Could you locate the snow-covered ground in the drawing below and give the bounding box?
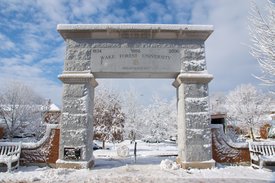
[1,140,275,183]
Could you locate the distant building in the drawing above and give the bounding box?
[211,113,226,131]
[44,102,61,124]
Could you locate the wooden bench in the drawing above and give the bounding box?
[0,142,22,172]
[249,141,275,169]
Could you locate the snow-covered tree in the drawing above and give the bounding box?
[121,88,143,142]
[210,92,226,114]
[248,0,275,90]
[141,95,176,142]
[93,87,125,148]
[0,81,48,140]
[225,84,271,141]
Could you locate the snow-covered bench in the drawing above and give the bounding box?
[0,142,22,172]
[249,141,275,169]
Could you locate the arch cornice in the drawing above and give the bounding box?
[57,24,213,40]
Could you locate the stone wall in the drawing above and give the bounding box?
[20,126,60,166]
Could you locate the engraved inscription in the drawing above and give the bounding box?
[91,47,181,72]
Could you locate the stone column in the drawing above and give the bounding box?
[173,73,215,169]
[56,73,97,169]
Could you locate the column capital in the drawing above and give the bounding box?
[173,72,213,88]
[58,72,98,87]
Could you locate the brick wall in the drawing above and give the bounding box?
[212,127,250,164]
[20,128,60,165]
[0,127,3,139]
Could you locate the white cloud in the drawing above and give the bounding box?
[36,0,68,24]
[0,33,15,50]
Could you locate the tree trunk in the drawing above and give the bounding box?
[250,127,255,141]
[102,140,106,149]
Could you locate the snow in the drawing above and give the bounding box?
[49,104,60,112]
[160,159,180,170]
[1,140,275,182]
[57,24,214,32]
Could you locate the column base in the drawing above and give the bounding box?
[176,157,215,169]
[56,158,94,169]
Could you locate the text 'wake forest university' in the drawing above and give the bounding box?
[92,48,180,62]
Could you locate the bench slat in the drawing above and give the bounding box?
[267,145,272,156]
[0,147,3,155]
[265,146,271,156]
[3,146,7,155]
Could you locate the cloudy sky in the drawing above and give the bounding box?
[0,0,268,105]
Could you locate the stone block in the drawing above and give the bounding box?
[186,112,210,129]
[56,159,94,169]
[180,47,206,72]
[182,59,206,72]
[61,113,92,130]
[63,84,87,98]
[66,48,91,60]
[64,60,91,71]
[62,129,89,147]
[186,129,211,145]
[185,97,209,113]
[185,144,212,161]
[176,157,215,169]
[183,47,205,61]
[184,84,208,98]
[62,98,88,114]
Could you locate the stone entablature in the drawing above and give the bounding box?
[58,24,213,78]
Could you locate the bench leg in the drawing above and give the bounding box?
[259,160,264,169]
[7,162,11,173]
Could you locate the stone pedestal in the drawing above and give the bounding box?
[173,73,215,169]
[56,73,97,169]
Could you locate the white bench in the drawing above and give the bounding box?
[0,142,22,172]
[249,141,275,169]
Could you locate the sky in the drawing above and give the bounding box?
[0,0,269,106]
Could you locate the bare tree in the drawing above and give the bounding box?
[248,0,275,89]
[93,87,125,148]
[0,81,47,140]
[225,84,271,141]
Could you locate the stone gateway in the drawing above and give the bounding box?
[56,24,215,169]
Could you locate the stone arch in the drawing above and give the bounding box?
[56,24,215,169]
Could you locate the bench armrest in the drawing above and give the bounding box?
[6,149,21,156]
[250,150,263,155]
